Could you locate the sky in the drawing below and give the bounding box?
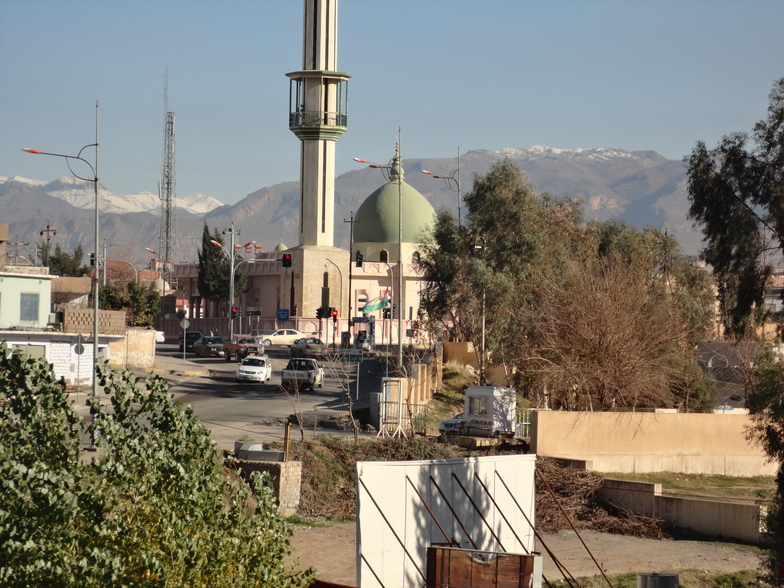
[2,0,784,206]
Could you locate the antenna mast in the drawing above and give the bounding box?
[159,68,176,290]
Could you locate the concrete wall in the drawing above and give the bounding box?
[107,327,156,369]
[531,411,777,477]
[237,460,303,517]
[63,308,126,335]
[598,478,763,544]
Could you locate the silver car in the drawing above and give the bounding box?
[236,355,272,383]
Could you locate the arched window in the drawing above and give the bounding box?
[411,251,421,264]
[380,249,389,263]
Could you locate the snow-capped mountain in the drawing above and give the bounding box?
[0,175,225,216]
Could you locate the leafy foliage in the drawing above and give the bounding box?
[686,77,784,340]
[0,343,315,587]
[99,280,160,327]
[197,223,247,307]
[43,243,88,276]
[419,159,716,411]
[745,346,784,586]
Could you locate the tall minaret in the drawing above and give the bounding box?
[286,0,350,247]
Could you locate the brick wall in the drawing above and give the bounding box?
[237,460,303,517]
[63,308,127,335]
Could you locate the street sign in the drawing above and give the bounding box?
[277,309,290,322]
[340,350,363,363]
[180,319,190,330]
[353,316,370,323]
[74,334,85,355]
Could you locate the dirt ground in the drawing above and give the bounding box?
[288,522,762,586]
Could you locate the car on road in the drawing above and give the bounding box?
[155,330,166,343]
[192,336,226,357]
[178,331,203,351]
[259,329,306,347]
[236,355,272,383]
[281,357,324,391]
[290,337,328,359]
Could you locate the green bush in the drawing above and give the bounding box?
[0,343,315,587]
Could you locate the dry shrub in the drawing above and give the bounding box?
[288,439,666,539]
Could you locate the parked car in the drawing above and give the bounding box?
[192,336,226,357]
[236,355,272,383]
[259,329,306,347]
[155,330,166,343]
[290,337,328,358]
[438,412,465,435]
[178,331,203,351]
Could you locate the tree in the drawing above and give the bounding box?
[197,223,246,310]
[745,346,784,585]
[686,77,784,340]
[420,160,716,412]
[0,343,315,587]
[99,280,161,327]
[519,222,715,411]
[45,243,88,277]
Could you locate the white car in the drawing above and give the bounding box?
[259,329,307,347]
[236,355,273,383]
[155,330,166,343]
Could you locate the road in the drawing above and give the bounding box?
[152,343,372,450]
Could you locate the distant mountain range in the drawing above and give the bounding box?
[0,146,702,267]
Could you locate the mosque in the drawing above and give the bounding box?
[169,0,437,347]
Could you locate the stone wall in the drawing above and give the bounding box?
[237,460,302,517]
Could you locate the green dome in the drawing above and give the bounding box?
[274,241,288,253]
[354,161,436,243]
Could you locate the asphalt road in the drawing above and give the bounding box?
[153,343,372,450]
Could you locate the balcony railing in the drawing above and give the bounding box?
[289,111,348,128]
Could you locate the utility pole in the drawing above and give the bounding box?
[39,223,56,266]
[223,223,239,340]
[344,212,359,332]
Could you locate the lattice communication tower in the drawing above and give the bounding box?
[159,69,176,288]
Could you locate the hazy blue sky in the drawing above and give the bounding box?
[2,0,783,205]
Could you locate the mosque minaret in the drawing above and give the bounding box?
[286,0,350,248]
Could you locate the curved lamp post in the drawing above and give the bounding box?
[212,235,257,340]
[354,143,405,369]
[23,106,100,400]
[422,146,461,226]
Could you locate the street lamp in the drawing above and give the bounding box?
[23,103,100,401]
[422,146,461,226]
[354,139,404,369]
[211,227,256,340]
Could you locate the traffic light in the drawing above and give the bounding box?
[355,251,363,267]
[331,308,338,324]
[89,253,95,266]
[316,307,324,319]
[390,303,396,319]
[231,306,238,319]
[281,253,292,267]
[383,307,390,319]
[291,305,298,317]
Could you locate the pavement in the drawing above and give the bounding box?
[119,349,387,452]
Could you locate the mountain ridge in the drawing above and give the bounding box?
[0,146,702,267]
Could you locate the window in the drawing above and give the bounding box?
[380,250,388,263]
[469,396,488,416]
[412,251,421,264]
[20,293,39,322]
